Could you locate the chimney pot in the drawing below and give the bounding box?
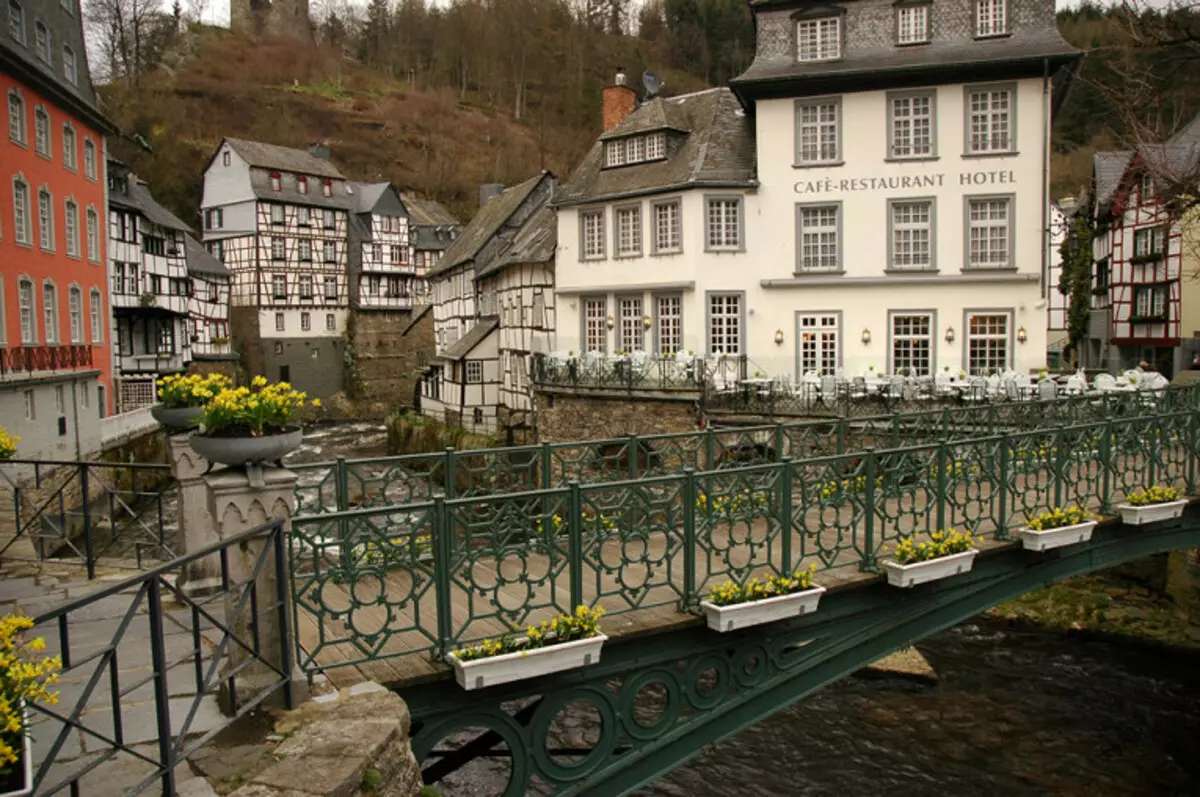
[615,67,626,86]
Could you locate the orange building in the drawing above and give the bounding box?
[2,0,117,460]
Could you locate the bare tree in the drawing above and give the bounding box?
[85,0,170,86]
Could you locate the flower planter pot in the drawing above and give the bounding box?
[1015,520,1098,552]
[447,633,607,691]
[884,549,978,588]
[188,427,303,467]
[1116,499,1188,526]
[0,707,33,797]
[150,404,204,431]
[700,586,826,633]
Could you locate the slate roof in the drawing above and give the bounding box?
[437,317,500,361]
[248,169,355,210]
[476,206,556,279]
[185,236,231,278]
[1093,150,1134,211]
[402,304,433,336]
[224,138,345,179]
[109,168,194,233]
[428,173,548,277]
[402,195,460,227]
[553,89,756,207]
[350,182,391,215]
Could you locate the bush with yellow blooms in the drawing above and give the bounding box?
[1125,485,1181,507]
[155,373,231,408]
[0,427,18,460]
[706,563,819,607]
[452,606,604,662]
[197,376,320,438]
[1025,505,1093,531]
[0,613,60,782]
[891,529,973,565]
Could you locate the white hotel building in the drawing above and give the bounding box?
[553,0,1078,379]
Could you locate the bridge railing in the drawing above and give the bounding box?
[290,386,1200,517]
[288,407,1199,672]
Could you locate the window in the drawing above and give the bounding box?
[8,1,23,42]
[90,289,102,343]
[652,200,681,254]
[966,197,1012,268]
[466,360,483,384]
[797,204,841,271]
[626,136,645,163]
[1140,174,1154,203]
[270,204,285,225]
[274,312,285,332]
[209,240,224,261]
[605,141,624,168]
[300,311,311,331]
[298,176,308,194]
[299,275,313,299]
[68,286,82,343]
[18,278,35,343]
[205,208,223,229]
[298,239,312,261]
[797,17,841,62]
[390,245,402,264]
[890,200,933,269]
[798,313,839,373]
[33,107,49,157]
[796,100,840,164]
[33,20,48,62]
[655,294,682,355]
[1133,226,1165,258]
[270,237,285,260]
[889,92,934,158]
[1134,285,1168,319]
[372,244,382,263]
[42,282,57,344]
[222,151,231,166]
[83,139,96,179]
[708,293,742,355]
[891,313,932,375]
[62,45,77,85]
[323,180,333,198]
[37,189,52,251]
[24,391,34,420]
[646,132,666,160]
[12,178,30,245]
[297,206,310,226]
[706,197,742,251]
[272,274,287,299]
[617,296,644,352]
[8,90,25,144]
[62,124,76,169]
[324,277,337,299]
[322,209,335,228]
[64,199,78,256]
[615,205,642,257]
[966,86,1014,154]
[976,0,1007,37]
[583,296,607,353]
[366,275,381,296]
[581,210,605,259]
[326,313,335,331]
[82,207,93,261]
[897,4,929,44]
[323,241,336,262]
[270,172,282,192]
[966,313,1009,374]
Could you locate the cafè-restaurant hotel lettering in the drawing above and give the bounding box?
[794,170,1017,195]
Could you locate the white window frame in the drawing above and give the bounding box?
[324,276,338,300]
[617,295,644,353]
[465,360,483,384]
[1133,285,1168,319]
[8,89,25,144]
[965,311,1010,375]
[614,204,642,258]
[654,294,682,355]
[33,19,48,62]
[37,188,53,251]
[707,293,743,355]
[896,4,929,45]
[62,123,76,170]
[326,313,336,331]
[651,199,682,255]
[888,91,935,159]
[795,98,841,165]
[605,140,625,168]
[975,0,1008,38]
[797,312,840,374]
[86,206,99,262]
[19,277,35,344]
[966,196,1013,269]
[582,296,607,353]
[12,177,30,245]
[796,203,841,272]
[300,311,311,331]
[270,237,285,260]
[889,199,934,270]
[64,198,78,257]
[965,85,1015,155]
[68,286,82,343]
[270,203,285,225]
[796,17,841,62]
[272,274,287,299]
[1133,226,1165,257]
[8,1,24,43]
[90,288,102,343]
[42,281,57,344]
[889,312,934,376]
[274,312,285,332]
[299,275,313,299]
[298,239,312,262]
[705,196,743,252]
[323,240,336,263]
[581,209,606,260]
[62,44,76,85]
[33,106,49,157]
[646,132,666,160]
[83,138,96,179]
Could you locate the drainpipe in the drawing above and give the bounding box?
[70,379,82,459]
[1041,58,1051,301]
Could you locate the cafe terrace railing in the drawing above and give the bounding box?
[534,353,742,392]
[289,406,1198,672]
[0,459,176,578]
[290,385,1200,518]
[28,519,294,796]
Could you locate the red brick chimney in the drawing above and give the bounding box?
[603,68,637,132]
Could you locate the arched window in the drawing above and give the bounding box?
[37,188,53,251]
[322,179,333,198]
[42,281,58,344]
[18,278,36,344]
[68,286,82,343]
[270,172,282,191]
[64,198,78,256]
[83,139,96,179]
[89,288,103,344]
[297,175,308,194]
[62,45,77,85]
[33,106,49,157]
[62,123,76,169]
[11,177,30,245]
[86,207,99,262]
[8,90,25,144]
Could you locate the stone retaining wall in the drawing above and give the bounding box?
[535,389,701,443]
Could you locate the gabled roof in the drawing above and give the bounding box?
[401,195,460,227]
[598,96,692,141]
[437,317,499,361]
[402,303,433,336]
[222,138,345,179]
[1093,150,1134,211]
[185,237,231,277]
[553,89,756,207]
[477,206,556,279]
[109,168,193,233]
[350,182,391,214]
[428,173,549,277]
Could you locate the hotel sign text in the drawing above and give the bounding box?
[793,170,1017,195]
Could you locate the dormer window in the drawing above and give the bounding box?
[896,3,929,45]
[270,172,282,192]
[604,132,667,169]
[34,21,49,63]
[975,0,1007,38]
[322,179,333,197]
[298,175,308,194]
[796,17,841,62]
[1140,173,1154,203]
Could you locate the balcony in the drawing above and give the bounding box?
[0,345,94,378]
[356,293,415,311]
[534,353,745,393]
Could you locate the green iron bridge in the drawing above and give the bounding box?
[285,387,1200,795]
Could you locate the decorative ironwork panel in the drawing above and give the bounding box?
[693,465,786,594]
[792,453,868,570]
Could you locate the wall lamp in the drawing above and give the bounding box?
[1016,326,1028,344]
[643,315,653,329]
[945,326,956,344]
[774,329,785,345]
[606,315,615,330]
[861,328,871,345]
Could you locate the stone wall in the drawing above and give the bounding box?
[230,307,262,382]
[535,389,700,442]
[352,307,433,407]
[230,0,312,41]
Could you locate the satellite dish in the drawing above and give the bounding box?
[642,71,662,100]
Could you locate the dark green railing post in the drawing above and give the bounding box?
[836,420,846,456]
[540,442,552,490]
[1053,426,1064,509]
[987,405,996,436]
[704,427,716,470]
[774,423,785,463]
[935,441,948,532]
[779,458,793,575]
[861,449,877,572]
[567,479,584,612]
[891,415,900,449]
[941,407,951,440]
[1148,413,1160,489]
[1188,412,1197,495]
[444,447,457,499]
[1100,419,1113,513]
[682,467,697,610]
[335,456,351,579]
[628,434,639,481]
[996,432,1010,540]
[79,466,94,580]
[432,497,453,656]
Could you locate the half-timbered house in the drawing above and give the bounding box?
[349,182,416,311]
[401,194,461,295]
[200,138,352,397]
[185,237,234,365]
[422,172,556,436]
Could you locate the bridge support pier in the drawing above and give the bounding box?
[205,465,308,713]
[168,434,223,596]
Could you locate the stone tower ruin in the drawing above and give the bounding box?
[231,0,312,42]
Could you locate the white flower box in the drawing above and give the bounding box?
[1015,520,1098,552]
[700,586,826,633]
[0,706,32,796]
[447,633,607,691]
[1116,499,1188,526]
[884,549,978,588]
